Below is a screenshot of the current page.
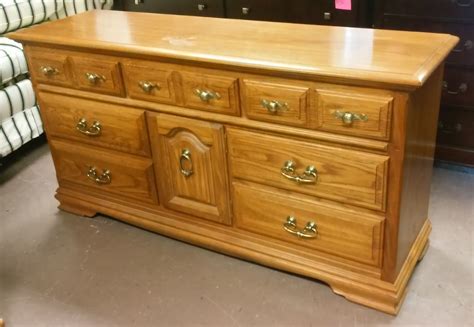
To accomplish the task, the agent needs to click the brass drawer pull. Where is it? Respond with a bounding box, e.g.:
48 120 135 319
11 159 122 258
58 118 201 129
41 66 58 76
334 110 368 125
139 81 160 93
261 99 288 114
242 7 250 15
443 81 468 95
283 216 318 239
85 72 106 85
179 148 193 177
281 160 318 184
76 118 101 136
197 3 207 11
452 40 473 53
87 167 111 185
452 0 473 7
194 88 221 102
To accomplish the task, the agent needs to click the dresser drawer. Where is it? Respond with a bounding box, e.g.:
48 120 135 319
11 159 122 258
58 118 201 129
39 92 150 156
178 70 240 116
233 182 384 266
69 54 124 96
381 17 474 67
437 107 474 149
227 128 389 211
49 139 158 204
27 46 73 87
314 86 394 140
122 59 177 104
442 67 474 108
383 0 474 20
241 78 311 127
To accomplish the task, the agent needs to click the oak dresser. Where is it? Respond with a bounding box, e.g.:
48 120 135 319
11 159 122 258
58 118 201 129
8 10 458 314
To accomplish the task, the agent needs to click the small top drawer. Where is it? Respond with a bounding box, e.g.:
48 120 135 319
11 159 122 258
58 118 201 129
69 54 124 96
241 78 311 127
314 86 394 140
228 128 389 211
178 70 240 116
122 59 177 104
27 46 73 87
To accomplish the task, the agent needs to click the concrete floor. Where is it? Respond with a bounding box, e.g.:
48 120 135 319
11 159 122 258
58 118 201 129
0 141 473 327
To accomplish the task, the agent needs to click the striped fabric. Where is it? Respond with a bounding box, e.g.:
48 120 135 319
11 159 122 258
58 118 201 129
0 0 113 34
0 37 27 85
0 78 43 157
0 0 113 157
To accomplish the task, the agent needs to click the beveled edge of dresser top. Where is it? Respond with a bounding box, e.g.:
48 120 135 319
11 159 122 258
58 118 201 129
8 10 458 91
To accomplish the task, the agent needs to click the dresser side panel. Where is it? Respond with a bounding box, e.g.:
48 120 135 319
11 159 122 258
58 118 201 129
395 65 444 275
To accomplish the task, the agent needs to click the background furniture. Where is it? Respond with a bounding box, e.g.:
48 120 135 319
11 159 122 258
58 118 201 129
114 0 372 27
374 1 473 167
10 10 456 314
0 0 113 158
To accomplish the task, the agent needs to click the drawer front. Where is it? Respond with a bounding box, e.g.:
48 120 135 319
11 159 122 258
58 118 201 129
27 46 73 87
442 67 474 107
383 0 474 20
178 71 240 116
233 182 384 266
382 17 474 66
228 128 389 211
241 79 311 127
49 139 158 204
39 92 150 156
121 0 225 16
122 59 176 104
314 87 394 140
148 113 231 225
437 106 474 148
70 54 124 96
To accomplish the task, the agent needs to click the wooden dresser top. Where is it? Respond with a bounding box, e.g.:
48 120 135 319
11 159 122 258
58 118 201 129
9 10 458 90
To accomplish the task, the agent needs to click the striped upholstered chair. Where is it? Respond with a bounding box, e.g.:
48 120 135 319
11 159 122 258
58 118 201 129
0 0 113 158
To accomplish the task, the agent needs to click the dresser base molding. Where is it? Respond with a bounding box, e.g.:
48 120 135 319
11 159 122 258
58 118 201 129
55 187 431 315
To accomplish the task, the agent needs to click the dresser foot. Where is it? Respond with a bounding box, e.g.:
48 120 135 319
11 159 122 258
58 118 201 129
56 192 97 218
417 239 430 263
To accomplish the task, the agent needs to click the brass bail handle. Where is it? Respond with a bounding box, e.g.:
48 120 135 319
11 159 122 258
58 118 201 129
179 148 194 177
281 160 318 184
85 72 106 85
87 167 111 185
283 216 318 239
333 110 368 125
194 88 221 102
41 66 58 76
261 99 289 114
76 118 102 136
139 81 160 93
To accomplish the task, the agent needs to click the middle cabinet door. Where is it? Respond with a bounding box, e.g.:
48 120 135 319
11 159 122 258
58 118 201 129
147 113 231 225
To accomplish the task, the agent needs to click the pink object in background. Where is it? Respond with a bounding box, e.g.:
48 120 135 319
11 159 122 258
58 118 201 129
335 0 352 10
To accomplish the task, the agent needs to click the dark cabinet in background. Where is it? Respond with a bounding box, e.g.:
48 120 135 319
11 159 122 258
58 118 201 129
115 0 371 27
375 0 474 167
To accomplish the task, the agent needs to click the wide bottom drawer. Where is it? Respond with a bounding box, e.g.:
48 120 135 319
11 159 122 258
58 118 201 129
233 181 384 267
49 139 158 204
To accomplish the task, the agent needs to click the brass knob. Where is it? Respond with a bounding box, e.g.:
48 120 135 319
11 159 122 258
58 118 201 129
333 110 368 125
138 81 160 93
41 66 58 76
76 118 101 136
194 88 221 102
324 12 332 20
197 3 207 11
261 99 288 114
242 7 250 15
283 216 318 239
85 72 106 85
281 160 318 184
87 167 111 185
